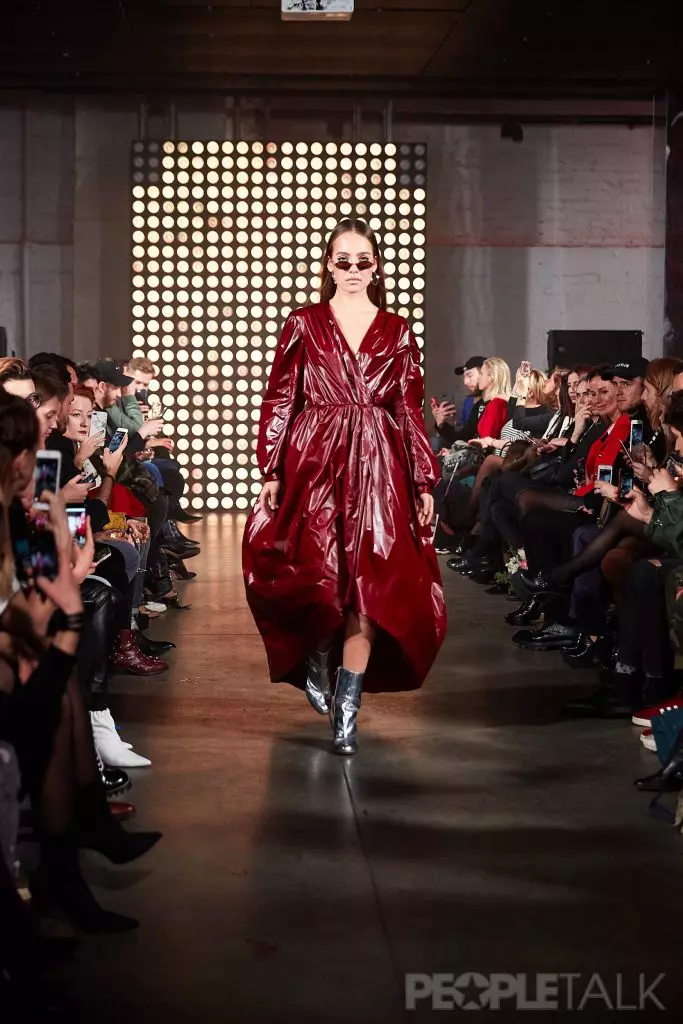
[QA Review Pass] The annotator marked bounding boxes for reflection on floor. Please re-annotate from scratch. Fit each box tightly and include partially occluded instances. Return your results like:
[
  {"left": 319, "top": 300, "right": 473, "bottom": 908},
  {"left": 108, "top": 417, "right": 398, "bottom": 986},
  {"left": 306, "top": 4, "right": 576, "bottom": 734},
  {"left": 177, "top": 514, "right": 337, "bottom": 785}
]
[{"left": 69, "top": 514, "right": 682, "bottom": 1020}]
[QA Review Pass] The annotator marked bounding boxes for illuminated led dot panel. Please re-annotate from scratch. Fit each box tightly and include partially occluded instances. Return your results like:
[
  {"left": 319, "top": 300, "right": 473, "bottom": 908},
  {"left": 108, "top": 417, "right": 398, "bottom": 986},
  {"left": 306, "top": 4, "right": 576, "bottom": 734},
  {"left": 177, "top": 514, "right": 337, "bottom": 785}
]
[{"left": 131, "top": 139, "right": 427, "bottom": 511}]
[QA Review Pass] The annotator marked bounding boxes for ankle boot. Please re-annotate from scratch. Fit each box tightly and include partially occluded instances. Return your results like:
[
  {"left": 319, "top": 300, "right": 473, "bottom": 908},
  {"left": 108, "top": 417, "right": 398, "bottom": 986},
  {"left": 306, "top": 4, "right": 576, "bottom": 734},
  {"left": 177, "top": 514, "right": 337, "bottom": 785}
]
[
  {"left": 110, "top": 630, "right": 167, "bottom": 676},
  {"left": 330, "top": 667, "right": 363, "bottom": 755},
  {"left": 305, "top": 649, "right": 333, "bottom": 715}
]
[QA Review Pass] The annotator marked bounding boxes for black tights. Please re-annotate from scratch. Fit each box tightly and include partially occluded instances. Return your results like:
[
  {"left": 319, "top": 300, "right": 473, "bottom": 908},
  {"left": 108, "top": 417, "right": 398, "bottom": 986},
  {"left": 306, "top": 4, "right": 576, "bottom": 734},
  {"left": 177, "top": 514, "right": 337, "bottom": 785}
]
[{"left": 551, "top": 510, "right": 647, "bottom": 585}]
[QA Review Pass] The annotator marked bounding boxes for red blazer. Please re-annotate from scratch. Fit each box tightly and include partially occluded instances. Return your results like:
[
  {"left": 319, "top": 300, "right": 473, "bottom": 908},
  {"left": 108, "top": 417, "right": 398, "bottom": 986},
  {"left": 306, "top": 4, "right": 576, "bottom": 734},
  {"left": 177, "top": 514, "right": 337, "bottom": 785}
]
[
  {"left": 477, "top": 397, "right": 508, "bottom": 440},
  {"left": 574, "top": 414, "right": 631, "bottom": 497}
]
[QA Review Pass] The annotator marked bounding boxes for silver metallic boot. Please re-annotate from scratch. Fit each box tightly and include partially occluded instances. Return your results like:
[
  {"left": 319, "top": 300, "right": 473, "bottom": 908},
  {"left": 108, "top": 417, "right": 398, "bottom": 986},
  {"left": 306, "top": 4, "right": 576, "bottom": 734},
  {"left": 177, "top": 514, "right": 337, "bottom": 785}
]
[
  {"left": 305, "top": 649, "right": 333, "bottom": 715},
  {"left": 330, "top": 667, "right": 363, "bottom": 755}
]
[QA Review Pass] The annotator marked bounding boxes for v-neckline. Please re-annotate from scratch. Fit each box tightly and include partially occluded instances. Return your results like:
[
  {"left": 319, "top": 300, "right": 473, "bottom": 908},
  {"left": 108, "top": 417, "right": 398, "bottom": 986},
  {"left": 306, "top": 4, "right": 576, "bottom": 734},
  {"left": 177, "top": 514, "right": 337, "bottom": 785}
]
[{"left": 327, "top": 301, "right": 381, "bottom": 359}]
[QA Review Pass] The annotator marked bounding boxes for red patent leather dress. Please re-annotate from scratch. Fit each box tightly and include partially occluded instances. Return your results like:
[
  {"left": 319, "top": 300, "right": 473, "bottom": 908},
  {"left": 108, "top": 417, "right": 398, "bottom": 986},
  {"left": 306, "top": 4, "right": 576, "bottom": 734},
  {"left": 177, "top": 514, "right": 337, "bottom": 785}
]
[{"left": 242, "top": 301, "right": 446, "bottom": 693}]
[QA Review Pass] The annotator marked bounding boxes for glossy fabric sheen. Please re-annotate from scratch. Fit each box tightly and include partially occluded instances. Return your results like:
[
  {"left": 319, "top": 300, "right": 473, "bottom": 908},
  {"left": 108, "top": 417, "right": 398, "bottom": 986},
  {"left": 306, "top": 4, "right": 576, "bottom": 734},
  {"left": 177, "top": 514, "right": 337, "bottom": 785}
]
[{"left": 242, "top": 301, "right": 447, "bottom": 693}]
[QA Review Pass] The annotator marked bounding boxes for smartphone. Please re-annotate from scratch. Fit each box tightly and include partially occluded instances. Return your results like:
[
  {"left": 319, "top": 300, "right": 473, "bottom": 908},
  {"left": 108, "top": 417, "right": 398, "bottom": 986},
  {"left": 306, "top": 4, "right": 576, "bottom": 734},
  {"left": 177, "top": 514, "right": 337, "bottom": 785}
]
[
  {"left": 94, "top": 548, "right": 111, "bottom": 566},
  {"left": 33, "top": 450, "right": 62, "bottom": 509},
  {"left": 619, "top": 440, "right": 634, "bottom": 464},
  {"left": 81, "top": 457, "right": 100, "bottom": 488},
  {"left": 629, "top": 420, "right": 644, "bottom": 449},
  {"left": 666, "top": 453, "right": 683, "bottom": 476},
  {"left": 148, "top": 394, "right": 162, "bottom": 418},
  {"left": 89, "top": 410, "right": 108, "bottom": 441},
  {"left": 521, "top": 360, "right": 532, "bottom": 376},
  {"left": 597, "top": 464, "right": 613, "bottom": 484},
  {"left": 135, "top": 388, "right": 149, "bottom": 405},
  {"left": 67, "top": 507, "right": 88, "bottom": 548},
  {"left": 619, "top": 470, "right": 634, "bottom": 500},
  {"left": 31, "top": 525, "right": 59, "bottom": 581},
  {"left": 108, "top": 427, "right": 128, "bottom": 453}
]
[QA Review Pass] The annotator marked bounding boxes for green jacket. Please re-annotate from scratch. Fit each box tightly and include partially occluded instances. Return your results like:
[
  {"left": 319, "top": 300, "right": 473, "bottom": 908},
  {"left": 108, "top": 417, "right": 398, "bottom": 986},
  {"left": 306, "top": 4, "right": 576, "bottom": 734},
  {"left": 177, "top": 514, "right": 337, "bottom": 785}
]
[
  {"left": 645, "top": 490, "right": 683, "bottom": 558},
  {"left": 106, "top": 396, "right": 144, "bottom": 434}
]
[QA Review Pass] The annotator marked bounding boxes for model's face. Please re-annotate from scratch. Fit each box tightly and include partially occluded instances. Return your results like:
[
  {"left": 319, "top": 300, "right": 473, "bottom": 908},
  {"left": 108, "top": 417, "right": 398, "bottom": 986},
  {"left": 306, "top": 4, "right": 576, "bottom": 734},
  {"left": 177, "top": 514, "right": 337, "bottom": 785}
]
[
  {"left": 567, "top": 372, "right": 580, "bottom": 404},
  {"left": 589, "top": 376, "right": 618, "bottom": 417},
  {"left": 614, "top": 376, "right": 644, "bottom": 413},
  {"left": 328, "top": 232, "right": 376, "bottom": 298},
  {"left": 36, "top": 396, "right": 60, "bottom": 448},
  {"left": 66, "top": 395, "right": 93, "bottom": 442},
  {"left": 462, "top": 367, "right": 480, "bottom": 392}
]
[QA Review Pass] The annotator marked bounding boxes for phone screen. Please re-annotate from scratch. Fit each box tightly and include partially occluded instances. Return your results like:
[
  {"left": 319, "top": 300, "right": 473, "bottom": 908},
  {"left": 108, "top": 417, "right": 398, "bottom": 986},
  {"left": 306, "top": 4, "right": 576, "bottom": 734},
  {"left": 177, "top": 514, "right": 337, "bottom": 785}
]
[
  {"left": 34, "top": 453, "right": 61, "bottom": 498},
  {"left": 597, "top": 466, "right": 613, "bottom": 483},
  {"left": 67, "top": 507, "right": 87, "bottom": 548},
  {"left": 619, "top": 471, "right": 634, "bottom": 499},
  {"left": 30, "top": 526, "right": 59, "bottom": 581},
  {"left": 629, "top": 420, "right": 644, "bottom": 449},
  {"left": 108, "top": 429, "right": 127, "bottom": 453}
]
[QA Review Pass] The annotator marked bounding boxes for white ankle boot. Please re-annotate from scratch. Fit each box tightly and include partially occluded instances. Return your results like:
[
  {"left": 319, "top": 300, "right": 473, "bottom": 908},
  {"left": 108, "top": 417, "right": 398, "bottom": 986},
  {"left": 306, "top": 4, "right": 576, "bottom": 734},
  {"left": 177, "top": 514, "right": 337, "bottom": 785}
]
[{"left": 90, "top": 709, "right": 152, "bottom": 768}]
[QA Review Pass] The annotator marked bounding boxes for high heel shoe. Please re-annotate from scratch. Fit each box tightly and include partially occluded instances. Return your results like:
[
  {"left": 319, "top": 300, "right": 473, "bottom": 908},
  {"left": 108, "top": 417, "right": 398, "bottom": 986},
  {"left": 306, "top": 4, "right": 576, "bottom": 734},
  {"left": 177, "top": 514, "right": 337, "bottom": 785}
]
[
  {"left": 75, "top": 782, "right": 163, "bottom": 865},
  {"left": 330, "top": 667, "right": 363, "bottom": 755},
  {"left": 305, "top": 649, "right": 333, "bottom": 715}
]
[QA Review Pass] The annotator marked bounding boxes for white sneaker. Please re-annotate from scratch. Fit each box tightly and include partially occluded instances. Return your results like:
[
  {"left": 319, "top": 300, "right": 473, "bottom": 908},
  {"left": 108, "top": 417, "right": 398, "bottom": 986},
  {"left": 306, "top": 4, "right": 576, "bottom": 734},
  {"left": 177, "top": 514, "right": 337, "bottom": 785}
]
[
  {"left": 640, "top": 728, "right": 657, "bottom": 753},
  {"left": 90, "top": 709, "right": 152, "bottom": 768}
]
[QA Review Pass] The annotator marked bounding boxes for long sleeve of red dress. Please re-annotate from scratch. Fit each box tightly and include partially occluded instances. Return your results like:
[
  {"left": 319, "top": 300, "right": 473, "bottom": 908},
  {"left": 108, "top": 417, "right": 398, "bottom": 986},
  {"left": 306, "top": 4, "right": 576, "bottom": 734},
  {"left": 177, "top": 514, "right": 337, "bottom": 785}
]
[
  {"left": 393, "top": 326, "right": 439, "bottom": 496},
  {"left": 256, "top": 312, "right": 305, "bottom": 481},
  {"left": 243, "top": 301, "right": 446, "bottom": 694}
]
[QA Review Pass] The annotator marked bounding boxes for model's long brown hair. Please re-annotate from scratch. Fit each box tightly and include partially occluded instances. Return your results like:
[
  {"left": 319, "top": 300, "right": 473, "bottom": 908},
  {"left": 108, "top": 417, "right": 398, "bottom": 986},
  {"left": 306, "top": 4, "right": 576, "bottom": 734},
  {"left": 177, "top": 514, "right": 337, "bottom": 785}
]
[{"left": 319, "top": 218, "right": 387, "bottom": 311}]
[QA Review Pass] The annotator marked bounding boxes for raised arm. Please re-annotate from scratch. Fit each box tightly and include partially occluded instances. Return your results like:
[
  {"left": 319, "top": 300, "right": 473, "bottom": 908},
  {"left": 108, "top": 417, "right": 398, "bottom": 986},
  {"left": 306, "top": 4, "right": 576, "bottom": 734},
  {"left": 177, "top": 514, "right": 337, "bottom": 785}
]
[
  {"left": 257, "top": 312, "right": 305, "bottom": 482},
  {"left": 393, "top": 325, "right": 439, "bottom": 495}
]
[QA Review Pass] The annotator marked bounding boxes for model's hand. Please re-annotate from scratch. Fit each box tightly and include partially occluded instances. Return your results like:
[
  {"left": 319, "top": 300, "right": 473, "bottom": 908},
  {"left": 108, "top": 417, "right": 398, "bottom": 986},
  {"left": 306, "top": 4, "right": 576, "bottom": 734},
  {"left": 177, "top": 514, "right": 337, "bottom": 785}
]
[
  {"left": 258, "top": 480, "right": 280, "bottom": 516},
  {"left": 417, "top": 492, "right": 434, "bottom": 528}
]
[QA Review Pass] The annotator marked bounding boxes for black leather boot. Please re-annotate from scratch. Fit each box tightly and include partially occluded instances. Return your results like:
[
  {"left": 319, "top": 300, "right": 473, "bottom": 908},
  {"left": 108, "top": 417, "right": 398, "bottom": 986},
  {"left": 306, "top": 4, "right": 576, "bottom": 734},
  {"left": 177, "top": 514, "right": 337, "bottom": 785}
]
[{"left": 505, "top": 594, "right": 546, "bottom": 627}]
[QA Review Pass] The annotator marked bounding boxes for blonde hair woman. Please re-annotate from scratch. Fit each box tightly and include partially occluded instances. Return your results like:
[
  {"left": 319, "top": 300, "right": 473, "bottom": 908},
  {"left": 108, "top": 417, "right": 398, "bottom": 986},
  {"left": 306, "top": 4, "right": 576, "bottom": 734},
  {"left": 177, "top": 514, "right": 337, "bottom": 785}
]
[{"left": 467, "top": 356, "right": 512, "bottom": 447}]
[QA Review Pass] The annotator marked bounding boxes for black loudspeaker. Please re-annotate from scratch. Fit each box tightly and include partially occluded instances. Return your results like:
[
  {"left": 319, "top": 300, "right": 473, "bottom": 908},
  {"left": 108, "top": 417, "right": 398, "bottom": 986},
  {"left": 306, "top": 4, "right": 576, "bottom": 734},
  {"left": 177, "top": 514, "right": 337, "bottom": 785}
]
[
  {"left": 547, "top": 330, "right": 642, "bottom": 370},
  {"left": 0, "top": 327, "right": 7, "bottom": 358}
]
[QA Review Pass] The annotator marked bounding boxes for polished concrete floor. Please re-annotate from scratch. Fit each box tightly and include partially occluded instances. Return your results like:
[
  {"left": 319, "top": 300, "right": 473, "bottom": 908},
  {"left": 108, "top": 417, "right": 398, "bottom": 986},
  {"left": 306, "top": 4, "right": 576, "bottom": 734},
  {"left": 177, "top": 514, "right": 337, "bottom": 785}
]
[{"left": 69, "top": 515, "right": 683, "bottom": 1021}]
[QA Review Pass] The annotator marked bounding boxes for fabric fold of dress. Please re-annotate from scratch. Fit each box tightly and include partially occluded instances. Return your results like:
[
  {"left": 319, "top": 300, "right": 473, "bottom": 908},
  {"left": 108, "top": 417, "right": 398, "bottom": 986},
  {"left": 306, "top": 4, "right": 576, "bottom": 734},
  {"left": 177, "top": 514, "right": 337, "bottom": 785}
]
[{"left": 242, "top": 301, "right": 446, "bottom": 693}]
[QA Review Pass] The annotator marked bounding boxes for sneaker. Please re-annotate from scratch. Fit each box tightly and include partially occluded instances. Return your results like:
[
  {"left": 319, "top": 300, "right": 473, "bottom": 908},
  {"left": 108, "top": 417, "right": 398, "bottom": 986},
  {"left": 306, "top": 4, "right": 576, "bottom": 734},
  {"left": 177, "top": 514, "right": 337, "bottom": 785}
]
[
  {"left": 640, "top": 728, "right": 657, "bottom": 753},
  {"left": 632, "top": 695, "right": 683, "bottom": 728}
]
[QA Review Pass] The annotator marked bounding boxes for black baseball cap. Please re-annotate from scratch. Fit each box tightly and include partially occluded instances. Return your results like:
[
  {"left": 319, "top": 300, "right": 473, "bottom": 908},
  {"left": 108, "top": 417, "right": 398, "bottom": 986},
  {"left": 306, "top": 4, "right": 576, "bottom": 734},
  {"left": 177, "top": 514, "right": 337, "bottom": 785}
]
[
  {"left": 92, "top": 359, "right": 134, "bottom": 388},
  {"left": 611, "top": 357, "right": 649, "bottom": 381},
  {"left": 455, "top": 356, "right": 486, "bottom": 376}
]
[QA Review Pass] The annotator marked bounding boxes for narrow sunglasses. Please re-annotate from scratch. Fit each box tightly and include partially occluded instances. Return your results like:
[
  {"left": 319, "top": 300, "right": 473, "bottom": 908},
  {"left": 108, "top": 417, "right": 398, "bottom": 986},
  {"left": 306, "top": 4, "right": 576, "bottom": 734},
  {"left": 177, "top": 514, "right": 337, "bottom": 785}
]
[{"left": 332, "top": 258, "right": 374, "bottom": 272}]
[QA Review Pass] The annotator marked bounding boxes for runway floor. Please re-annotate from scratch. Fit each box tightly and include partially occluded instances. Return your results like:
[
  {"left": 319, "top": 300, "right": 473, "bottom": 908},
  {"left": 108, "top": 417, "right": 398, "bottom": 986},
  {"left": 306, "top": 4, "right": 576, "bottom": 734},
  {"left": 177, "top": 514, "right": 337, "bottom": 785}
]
[{"left": 67, "top": 515, "right": 683, "bottom": 1021}]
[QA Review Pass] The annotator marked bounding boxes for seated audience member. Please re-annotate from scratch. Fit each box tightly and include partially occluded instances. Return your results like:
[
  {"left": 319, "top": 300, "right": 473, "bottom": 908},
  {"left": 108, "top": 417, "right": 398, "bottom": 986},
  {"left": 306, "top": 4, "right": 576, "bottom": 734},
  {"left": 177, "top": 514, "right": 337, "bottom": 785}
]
[
  {"left": 0, "top": 390, "right": 162, "bottom": 943},
  {"left": 430, "top": 355, "right": 486, "bottom": 445},
  {"left": 0, "top": 358, "right": 38, "bottom": 405}
]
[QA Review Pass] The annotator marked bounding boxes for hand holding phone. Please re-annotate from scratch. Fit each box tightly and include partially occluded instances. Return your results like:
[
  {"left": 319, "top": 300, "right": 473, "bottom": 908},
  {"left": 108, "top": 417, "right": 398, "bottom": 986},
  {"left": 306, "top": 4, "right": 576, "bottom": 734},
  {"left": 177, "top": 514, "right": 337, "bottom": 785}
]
[
  {"left": 108, "top": 427, "right": 128, "bottom": 453},
  {"left": 89, "top": 410, "right": 108, "bottom": 441}
]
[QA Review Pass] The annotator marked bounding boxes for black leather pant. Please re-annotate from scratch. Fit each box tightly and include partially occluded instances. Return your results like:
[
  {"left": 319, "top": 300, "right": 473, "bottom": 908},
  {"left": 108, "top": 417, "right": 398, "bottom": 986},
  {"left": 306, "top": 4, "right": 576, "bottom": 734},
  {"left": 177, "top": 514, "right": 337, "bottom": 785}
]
[{"left": 79, "top": 579, "right": 127, "bottom": 711}]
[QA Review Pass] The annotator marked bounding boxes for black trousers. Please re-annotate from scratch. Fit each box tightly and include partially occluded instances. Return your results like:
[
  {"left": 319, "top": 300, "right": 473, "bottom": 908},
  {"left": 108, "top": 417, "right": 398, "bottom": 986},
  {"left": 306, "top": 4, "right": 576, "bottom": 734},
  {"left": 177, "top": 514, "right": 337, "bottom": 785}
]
[
  {"left": 521, "top": 507, "right": 594, "bottom": 576},
  {"left": 618, "top": 558, "right": 682, "bottom": 679}
]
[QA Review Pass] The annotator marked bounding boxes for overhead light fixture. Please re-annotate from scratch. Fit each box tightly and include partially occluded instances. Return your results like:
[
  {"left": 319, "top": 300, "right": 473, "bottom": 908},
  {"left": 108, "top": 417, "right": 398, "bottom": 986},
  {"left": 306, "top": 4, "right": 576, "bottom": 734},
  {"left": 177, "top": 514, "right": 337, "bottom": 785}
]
[{"left": 281, "top": 0, "right": 353, "bottom": 21}]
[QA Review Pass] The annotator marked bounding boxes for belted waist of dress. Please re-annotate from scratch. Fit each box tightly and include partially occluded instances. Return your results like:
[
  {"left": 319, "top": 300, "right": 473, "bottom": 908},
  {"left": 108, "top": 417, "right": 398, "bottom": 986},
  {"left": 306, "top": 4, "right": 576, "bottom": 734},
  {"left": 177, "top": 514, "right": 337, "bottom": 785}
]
[{"left": 306, "top": 400, "right": 385, "bottom": 410}]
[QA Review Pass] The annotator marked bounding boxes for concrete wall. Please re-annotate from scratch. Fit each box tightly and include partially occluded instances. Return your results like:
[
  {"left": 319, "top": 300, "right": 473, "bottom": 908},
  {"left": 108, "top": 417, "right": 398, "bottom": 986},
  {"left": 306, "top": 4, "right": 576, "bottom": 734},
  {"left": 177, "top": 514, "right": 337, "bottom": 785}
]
[{"left": 0, "top": 97, "right": 666, "bottom": 406}]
